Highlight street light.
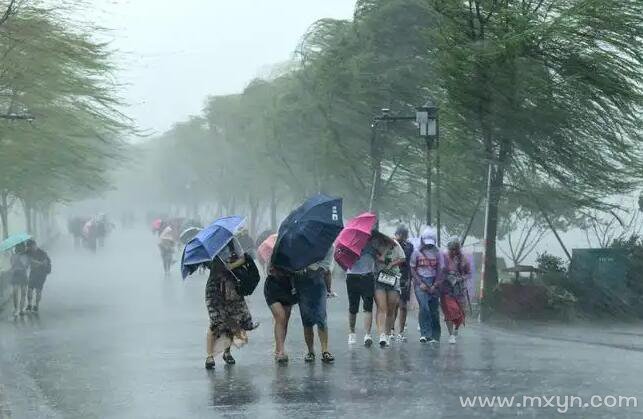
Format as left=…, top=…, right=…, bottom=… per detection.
left=416, top=100, right=438, bottom=144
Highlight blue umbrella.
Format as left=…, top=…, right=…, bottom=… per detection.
left=181, top=216, right=244, bottom=279
left=272, top=194, right=343, bottom=271
left=0, top=233, right=32, bottom=254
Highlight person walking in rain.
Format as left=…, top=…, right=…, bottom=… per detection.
left=204, top=235, right=258, bottom=370
left=292, top=247, right=335, bottom=363
left=441, top=239, right=471, bottom=344
left=394, top=225, right=414, bottom=342
left=346, top=239, right=377, bottom=347
left=10, top=242, right=30, bottom=316
left=410, top=228, right=443, bottom=343
left=373, top=232, right=406, bottom=347
left=264, top=265, right=298, bottom=364
left=25, top=239, right=51, bottom=313
left=158, top=224, right=177, bottom=275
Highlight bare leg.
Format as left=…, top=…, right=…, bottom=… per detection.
left=348, top=312, right=357, bottom=333
left=12, top=286, right=19, bottom=314
left=270, top=303, right=291, bottom=356
left=318, top=326, right=329, bottom=353
left=446, top=320, right=454, bottom=336
left=374, top=289, right=387, bottom=336
left=364, top=310, right=373, bottom=335
left=26, top=287, right=33, bottom=309
left=206, top=328, right=215, bottom=357
left=19, top=286, right=27, bottom=312
left=385, top=291, right=400, bottom=335
left=35, top=289, right=42, bottom=309
left=398, top=301, right=408, bottom=333
left=303, top=326, right=315, bottom=353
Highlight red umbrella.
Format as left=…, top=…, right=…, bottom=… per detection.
left=257, top=233, right=278, bottom=265
left=333, top=212, right=377, bottom=270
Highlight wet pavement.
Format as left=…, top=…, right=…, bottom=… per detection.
left=1, top=228, right=643, bottom=418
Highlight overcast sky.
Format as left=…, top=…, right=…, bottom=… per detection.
left=92, top=0, right=356, bottom=135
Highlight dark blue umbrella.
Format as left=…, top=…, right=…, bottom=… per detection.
left=272, top=194, right=343, bottom=271
left=181, top=216, right=244, bottom=279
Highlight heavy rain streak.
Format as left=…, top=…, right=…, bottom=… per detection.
left=1, top=0, right=643, bottom=418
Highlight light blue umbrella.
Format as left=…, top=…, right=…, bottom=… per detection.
left=181, top=216, right=245, bottom=279
left=0, top=233, right=32, bottom=254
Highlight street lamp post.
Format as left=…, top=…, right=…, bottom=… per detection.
left=368, top=101, right=440, bottom=245
left=416, top=100, right=440, bottom=245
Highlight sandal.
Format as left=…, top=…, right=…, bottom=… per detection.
left=205, top=355, right=215, bottom=370
left=223, top=351, right=236, bottom=365
left=321, top=352, right=335, bottom=364
left=304, top=352, right=315, bottom=363
left=275, top=354, right=289, bottom=364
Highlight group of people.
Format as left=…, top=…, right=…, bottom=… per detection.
left=346, top=225, right=472, bottom=347
left=199, top=219, right=472, bottom=370
left=67, top=214, right=113, bottom=252
left=7, top=239, right=51, bottom=316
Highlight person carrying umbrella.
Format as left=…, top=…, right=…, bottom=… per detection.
left=271, top=194, right=343, bottom=364
left=410, top=227, right=443, bottom=343
left=25, top=239, right=51, bottom=313
left=337, top=212, right=378, bottom=347
left=159, top=224, right=177, bottom=275
left=181, top=216, right=259, bottom=370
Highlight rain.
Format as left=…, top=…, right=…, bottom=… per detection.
left=1, top=1, right=643, bottom=418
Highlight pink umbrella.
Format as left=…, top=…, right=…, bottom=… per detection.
left=333, top=212, right=377, bottom=271
left=258, top=233, right=278, bottom=265
left=152, top=218, right=163, bottom=232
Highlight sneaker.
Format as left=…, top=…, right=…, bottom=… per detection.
left=379, top=333, right=388, bottom=347
left=419, top=336, right=428, bottom=343
left=25, top=305, right=32, bottom=312
left=449, top=335, right=456, bottom=344
left=222, top=351, right=236, bottom=365
left=388, top=334, right=396, bottom=343
left=396, top=333, right=407, bottom=342
left=304, top=352, right=316, bottom=363
left=348, top=333, right=357, bottom=345
left=32, top=306, right=38, bottom=313
left=429, top=338, right=439, bottom=344
left=364, top=334, right=373, bottom=347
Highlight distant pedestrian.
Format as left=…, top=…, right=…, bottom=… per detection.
left=158, top=224, right=177, bottom=275
left=410, top=228, right=443, bottom=343
left=292, top=248, right=335, bottom=363
left=25, top=239, right=51, bottom=313
left=10, top=243, right=29, bottom=316
left=264, top=265, right=298, bottom=363
left=204, top=236, right=258, bottom=370
left=346, top=240, right=376, bottom=347
left=441, top=239, right=470, bottom=344
left=393, top=225, right=414, bottom=341
left=373, top=232, right=405, bottom=347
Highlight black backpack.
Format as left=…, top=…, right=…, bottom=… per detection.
left=232, top=253, right=260, bottom=296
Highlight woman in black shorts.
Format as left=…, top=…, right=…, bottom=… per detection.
left=264, top=267, right=298, bottom=363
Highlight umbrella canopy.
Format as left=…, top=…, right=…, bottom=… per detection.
left=333, top=212, right=377, bottom=270
left=181, top=216, right=244, bottom=279
left=272, top=194, right=343, bottom=271
left=0, top=233, right=32, bottom=254
left=257, top=233, right=277, bottom=265
left=179, top=227, right=201, bottom=245
left=151, top=218, right=163, bottom=232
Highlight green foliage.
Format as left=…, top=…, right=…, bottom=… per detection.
left=0, top=1, right=133, bottom=235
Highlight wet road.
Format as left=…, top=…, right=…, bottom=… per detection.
left=1, top=228, right=643, bottom=418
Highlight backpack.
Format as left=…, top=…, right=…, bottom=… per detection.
left=232, top=253, right=260, bottom=296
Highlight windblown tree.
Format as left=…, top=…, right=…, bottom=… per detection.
left=0, top=2, right=131, bottom=237
left=429, top=0, right=643, bottom=305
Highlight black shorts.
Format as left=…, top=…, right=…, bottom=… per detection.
left=264, top=275, right=298, bottom=307
left=346, top=273, right=374, bottom=314
left=28, top=274, right=47, bottom=291
left=400, top=276, right=412, bottom=302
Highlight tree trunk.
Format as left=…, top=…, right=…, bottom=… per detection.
left=0, top=191, right=8, bottom=239
left=248, top=193, right=258, bottom=239
left=23, top=200, right=32, bottom=234
left=369, top=122, right=383, bottom=213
